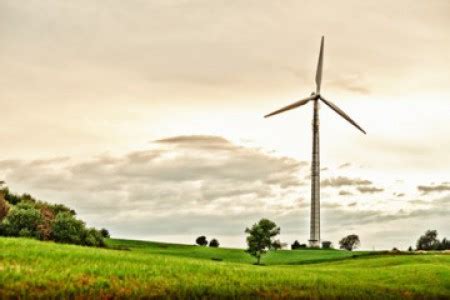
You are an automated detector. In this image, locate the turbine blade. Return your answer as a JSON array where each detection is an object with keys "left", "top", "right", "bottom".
[
  {"left": 320, "top": 96, "right": 367, "bottom": 134},
  {"left": 264, "top": 95, "right": 315, "bottom": 118},
  {"left": 315, "top": 36, "right": 324, "bottom": 94}
]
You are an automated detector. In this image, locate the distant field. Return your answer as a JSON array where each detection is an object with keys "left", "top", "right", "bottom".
[{"left": 1, "top": 238, "right": 449, "bottom": 299}]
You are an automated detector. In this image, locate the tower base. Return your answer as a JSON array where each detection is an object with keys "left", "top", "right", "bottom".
[{"left": 309, "top": 240, "right": 320, "bottom": 248}]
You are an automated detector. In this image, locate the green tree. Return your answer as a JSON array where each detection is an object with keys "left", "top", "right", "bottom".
[
  {"left": 245, "top": 218, "right": 280, "bottom": 264},
  {"left": 209, "top": 238, "right": 220, "bottom": 248},
  {"left": 52, "top": 212, "right": 86, "bottom": 245},
  {"left": 196, "top": 236, "right": 208, "bottom": 246},
  {"left": 1, "top": 202, "right": 43, "bottom": 238},
  {"left": 416, "top": 230, "right": 440, "bottom": 250},
  {"left": 339, "top": 234, "right": 360, "bottom": 251},
  {"left": 100, "top": 228, "right": 110, "bottom": 238}
]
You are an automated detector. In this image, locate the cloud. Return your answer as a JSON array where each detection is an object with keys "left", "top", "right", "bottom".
[
  {"left": 357, "top": 186, "right": 384, "bottom": 194},
  {"left": 417, "top": 183, "right": 450, "bottom": 195},
  {"left": 1, "top": 135, "right": 307, "bottom": 216},
  {"left": 321, "top": 176, "right": 372, "bottom": 188},
  {"left": 338, "top": 162, "right": 351, "bottom": 169},
  {"left": 394, "top": 192, "right": 405, "bottom": 197},
  {"left": 339, "top": 190, "right": 353, "bottom": 196}
]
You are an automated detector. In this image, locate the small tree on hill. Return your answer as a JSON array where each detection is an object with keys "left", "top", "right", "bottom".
[
  {"left": 416, "top": 230, "right": 440, "bottom": 250},
  {"left": 339, "top": 234, "right": 360, "bottom": 251},
  {"left": 209, "top": 238, "right": 220, "bottom": 248},
  {"left": 245, "top": 218, "right": 280, "bottom": 265},
  {"left": 291, "top": 240, "right": 301, "bottom": 250},
  {"left": 100, "top": 228, "right": 110, "bottom": 238},
  {"left": 196, "top": 235, "right": 208, "bottom": 246}
]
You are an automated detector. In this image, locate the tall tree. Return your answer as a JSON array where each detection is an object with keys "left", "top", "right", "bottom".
[
  {"left": 416, "top": 230, "right": 440, "bottom": 250},
  {"left": 245, "top": 218, "right": 280, "bottom": 264}
]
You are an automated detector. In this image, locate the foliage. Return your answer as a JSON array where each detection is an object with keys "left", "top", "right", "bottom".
[
  {"left": 0, "top": 191, "right": 10, "bottom": 222},
  {"left": 196, "top": 236, "right": 208, "bottom": 246},
  {"left": 291, "top": 240, "right": 307, "bottom": 250},
  {"left": 416, "top": 230, "right": 439, "bottom": 250},
  {"left": 1, "top": 203, "right": 43, "bottom": 238},
  {"left": 321, "top": 241, "right": 332, "bottom": 249},
  {"left": 100, "top": 228, "right": 110, "bottom": 238},
  {"left": 416, "top": 230, "right": 450, "bottom": 250},
  {"left": 245, "top": 218, "right": 280, "bottom": 264},
  {"left": 209, "top": 238, "right": 219, "bottom": 248},
  {"left": 339, "top": 234, "right": 360, "bottom": 251},
  {"left": 0, "top": 186, "right": 107, "bottom": 248}
]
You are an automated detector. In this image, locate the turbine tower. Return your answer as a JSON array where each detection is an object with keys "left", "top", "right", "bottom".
[{"left": 264, "top": 36, "right": 366, "bottom": 247}]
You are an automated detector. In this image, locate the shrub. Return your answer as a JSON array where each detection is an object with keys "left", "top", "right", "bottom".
[
  {"left": 321, "top": 241, "right": 332, "bottom": 249},
  {"left": 83, "top": 228, "right": 106, "bottom": 247},
  {"left": 1, "top": 203, "right": 43, "bottom": 238},
  {"left": 100, "top": 228, "right": 110, "bottom": 238},
  {"left": 0, "top": 191, "right": 10, "bottom": 222},
  {"left": 209, "top": 238, "right": 220, "bottom": 248},
  {"left": 52, "top": 212, "right": 86, "bottom": 245},
  {"left": 291, "top": 240, "right": 301, "bottom": 250},
  {"left": 196, "top": 236, "right": 208, "bottom": 246}
]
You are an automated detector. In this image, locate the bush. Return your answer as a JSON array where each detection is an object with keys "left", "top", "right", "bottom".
[
  {"left": 52, "top": 212, "right": 86, "bottom": 245},
  {"left": 209, "top": 238, "right": 220, "bottom": 248},
  {"left": 321, "top": 241, "right": 332, "bottom": 249},
  {"left": 291, "top": 240, "right": 307, "bottom": 250},
  {"left": 1, "top": 203, "right": 43, "bottom": 238},
  {"left": 0, "top": 191, "right": 10, "bottom": 222},
  {"left": 83, "top": 228, "right": 105, "bottom": 247},
  {"left": 100, "top": 228, "right": 110, "bottom": 238},
  {"left": 196, "top": 236, "right": 208, "bottom": 246}
]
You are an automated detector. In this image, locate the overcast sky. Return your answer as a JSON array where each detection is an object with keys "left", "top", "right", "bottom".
[{"left": 1, "top": 0, "right": 449, "bottom": 249}]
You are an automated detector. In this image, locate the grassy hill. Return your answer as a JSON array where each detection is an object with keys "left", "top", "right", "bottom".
[{"left": 1, "top": 237, "right": 449, "bottom": 299}]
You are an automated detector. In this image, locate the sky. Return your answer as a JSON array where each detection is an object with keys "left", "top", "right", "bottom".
[{"left": 0, "top": 0, "right": 449, "bottom": 249}]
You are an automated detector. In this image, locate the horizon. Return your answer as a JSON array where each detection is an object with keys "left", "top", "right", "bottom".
[{"left": 1, "top": 0, "right": 449, "bottom": 250}]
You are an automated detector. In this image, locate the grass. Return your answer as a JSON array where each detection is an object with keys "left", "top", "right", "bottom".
[{"left": 1, "top": 237, "right": 449, "bottom": 299}]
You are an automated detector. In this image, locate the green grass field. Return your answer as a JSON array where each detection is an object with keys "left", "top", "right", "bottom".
[{"left": 1, "top": 237, "right": 449, "bottom": 299}]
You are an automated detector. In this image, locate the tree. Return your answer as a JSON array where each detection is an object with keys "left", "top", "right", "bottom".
[
  {"left": 0, "top": 190, "right": 10, "bottom": 222},
  {"left": 416, "top": 230, "right": 440, "bottom": 250},
  {"left": 339, "top": 234, "right": 360, "bottom": 251},
  {"left": 1, "top": 203, "right": 43, "bottom": 238},
  {"left": 408, "top": 246, "right": 413, "bottom": 252},
  {"left": 439, "top": 238, "right": 450, "bottom": 250},
  {"left": 100, "top": 228, "right": 110, "bottom": 238},
  {"left": 321, "top": 241, "right": 332, "bottom": 249},
  {"left": 291, "top": 240, "right": 301, "bottom": 250},
  {"left": 245, "top": 218, "right": 280, "bottom": 264},
  {"left": 52, "top": 212, "right": 86, "bottom": 245},
  {"left": 209, "top": 238, "right": 220, "bottom": 248},
  {"left": 196, "top": 236, "right": 208, "bottom": 246}
]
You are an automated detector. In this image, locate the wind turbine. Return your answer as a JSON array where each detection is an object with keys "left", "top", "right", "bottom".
[{"left": 264, "top": 36, "right": 366, "bottom": 247}]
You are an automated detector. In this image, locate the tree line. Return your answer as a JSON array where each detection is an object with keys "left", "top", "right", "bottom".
[
  {"left": 0, "top": 183, "right": 109, "bottom": 247},
  {"left": 241, "top": 219, "right": 449, "bottom": 264}
]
